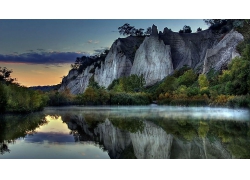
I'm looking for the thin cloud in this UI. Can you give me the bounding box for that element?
[88,40,99,44]
[0,51,87,65]
[37,49,45,51]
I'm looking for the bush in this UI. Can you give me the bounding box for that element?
[227,95,250,108]
[0,83,48,113]
[110,92,151,105]
[0,83,7,112]
[177,69,197,87]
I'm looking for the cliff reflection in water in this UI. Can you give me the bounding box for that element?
[55,106,250,159]
[1,106,250,159]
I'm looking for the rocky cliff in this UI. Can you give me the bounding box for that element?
[202,30,244,73]
[94,36,144,87]
[59,65,95,94]
[130,25,174,86]
[59,25,244,94]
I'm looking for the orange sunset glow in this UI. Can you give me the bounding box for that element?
[1,62,71,87]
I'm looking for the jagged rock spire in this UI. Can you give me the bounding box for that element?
[151,24,158,36]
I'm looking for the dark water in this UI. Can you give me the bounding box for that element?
[1,105,250,159]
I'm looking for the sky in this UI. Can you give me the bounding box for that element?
[0,19,209,87]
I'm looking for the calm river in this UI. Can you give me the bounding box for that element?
[1,105,250,159]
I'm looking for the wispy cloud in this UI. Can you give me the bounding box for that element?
[0,51,87,65]
[37,49,45,52]
[88,40,99,44]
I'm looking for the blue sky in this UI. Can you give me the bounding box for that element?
[0,19,208,55]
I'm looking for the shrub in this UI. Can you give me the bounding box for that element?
[227,95,250,108]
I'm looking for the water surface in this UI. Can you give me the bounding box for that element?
[1,105,250,159]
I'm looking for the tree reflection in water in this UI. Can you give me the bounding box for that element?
[0,113,48,155]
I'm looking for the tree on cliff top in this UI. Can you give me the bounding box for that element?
[144,27,152,36]
[203,19,248,34]
[118,23,144,37]
[179,25,192,33]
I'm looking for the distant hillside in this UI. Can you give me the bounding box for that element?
[29,84,60,92]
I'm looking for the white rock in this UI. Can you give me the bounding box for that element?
[130,35,174,86]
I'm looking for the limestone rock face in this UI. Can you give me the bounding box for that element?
[59,65,94,94]
[95,36,144,88]
[160,29,222,72]
[151,24,158,36]
[202,30,244,73]
[130,34,173,86]
[59,36,143,94]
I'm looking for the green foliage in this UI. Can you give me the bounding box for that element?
[243,44,250,60]
[108,74,146,93]
[0,67,48,113]
[227,95,250,108]
[204,19,246,34]
[77,76,110,105]
[3,84,48,113]
[47,88,76,106]
[110,92,151,105]
[198,121,209,138]
[0,83,7,112]
[198,74,209,90]
[177,69,197,87]
[110,117,145,133]
[218,55,250,95]
[187,87,199,97]
[173,65,191,78]
[156,76,178,95]
[206,69,220,86]
[88,75,100,89]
